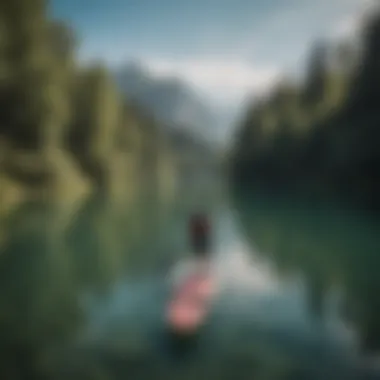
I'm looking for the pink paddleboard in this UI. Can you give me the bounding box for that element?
[166,272,215,334]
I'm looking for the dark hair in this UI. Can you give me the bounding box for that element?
[188,214,211,257]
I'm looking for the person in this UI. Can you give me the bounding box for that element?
[189,213,211,258]
[170,213,212,288]
[166,213,216,340]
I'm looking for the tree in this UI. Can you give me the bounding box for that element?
[302,41,329,108]
[68,65,123,189]
[348,11,380,111]
[0,0,72,154]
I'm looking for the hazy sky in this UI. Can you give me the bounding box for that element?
[49,0,368,107]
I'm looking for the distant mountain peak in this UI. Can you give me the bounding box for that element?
[113,61,221,144]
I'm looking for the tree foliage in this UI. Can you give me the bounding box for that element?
[231,10,380,210]
[0,0,178,201]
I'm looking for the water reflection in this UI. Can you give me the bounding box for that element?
[0,191,185,379]
[0,201,82,379]
[0,190,377,379]
[234,194,380,356]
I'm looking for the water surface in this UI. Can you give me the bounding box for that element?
[0,190,379,379]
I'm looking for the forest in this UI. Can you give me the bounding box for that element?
[231,9,380,211]
[0,0,181,220]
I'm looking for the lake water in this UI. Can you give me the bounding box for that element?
[0,187,379,380]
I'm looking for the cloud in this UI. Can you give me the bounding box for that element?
[332,15,361,39]
[141,1,368,103]
[143,58,280,105]
[330,0,378,40]
[102,0,374,112]
[139,0,374,109]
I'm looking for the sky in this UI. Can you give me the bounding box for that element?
[49,0,371,110]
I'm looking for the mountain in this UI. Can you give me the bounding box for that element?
[113,62,221,145]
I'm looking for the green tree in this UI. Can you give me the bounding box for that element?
[0,0,71,153]
[231,9,380,209]
[69,65,122,187]
[302,41,329,110]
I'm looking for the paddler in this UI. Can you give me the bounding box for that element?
[170,213,212,288]
[166,213,215,339]
[189,213,211,258]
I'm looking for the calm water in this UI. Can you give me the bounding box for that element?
[0,189,379,380]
